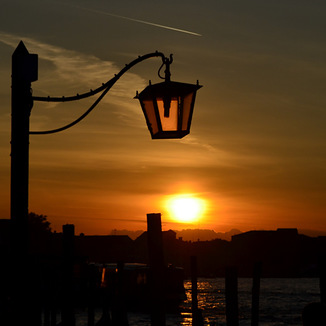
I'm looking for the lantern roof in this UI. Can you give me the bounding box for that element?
[138,80,202,98]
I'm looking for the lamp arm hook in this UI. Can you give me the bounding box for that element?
[158,54,173,81]
[30,51,171,135]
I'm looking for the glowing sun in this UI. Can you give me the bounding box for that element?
[167,195,206,223]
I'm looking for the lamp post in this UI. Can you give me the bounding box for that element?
[11,41,37,259]
[10,41,39,326]
[10,41,202,325]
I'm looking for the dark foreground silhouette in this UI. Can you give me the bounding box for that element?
[1,214,326,325]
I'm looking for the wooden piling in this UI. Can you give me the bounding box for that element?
[147,213,166,326]
[44,295,50,326]
[191,256,198,315]
[251,262,262,326]
[111,261,129,326]
[191,256,203,326]
[87,264,97,326]
[62,224,76,326]
[319,255,326,304]
[50,305,57,326]
[225,266,239,326]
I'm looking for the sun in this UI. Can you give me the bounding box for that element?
[166,194,206,223]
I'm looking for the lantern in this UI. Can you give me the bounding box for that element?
[136,80,202,139]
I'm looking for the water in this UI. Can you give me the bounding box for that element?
[74,278,321,325]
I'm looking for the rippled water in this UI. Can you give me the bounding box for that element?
[182,278,321,326]
[75,278,321,325]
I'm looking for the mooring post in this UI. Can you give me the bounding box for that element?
[62,224,76,326]
[191,256,203,326]
[44,300,50,326]
[251,262,262,326]
[111,261,129,326]
[225,266,239,326]
[191,256,198,314]
[87,264,97,326]
[319,256,326,304]
[147,213,166,326]
[50,296,57,326]
[317,237,326,305]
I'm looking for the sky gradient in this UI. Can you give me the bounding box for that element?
[1,0,326,235]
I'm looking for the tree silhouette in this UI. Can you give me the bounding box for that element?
[28,212,52,254]
[28,212,51,234]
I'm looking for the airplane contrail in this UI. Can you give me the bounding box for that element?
[75,5,202,37]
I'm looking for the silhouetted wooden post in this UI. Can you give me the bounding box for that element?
[251,262,262,326]
[319,255,326,304]
[191,256,198,314]
[49,302,57,326]
[87,264,97,326]
[10,41,38,326]
[62,224,76,326]
[112,261,129,326]
[50,273,58,326]
[44,295,51,326]
[147,213,166,326]
[51,307,57,326]
[225,266,239,326]
[191,256,203,326]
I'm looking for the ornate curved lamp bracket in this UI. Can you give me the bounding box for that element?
[30,51,170,135]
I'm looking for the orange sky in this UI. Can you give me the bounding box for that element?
[1,1,326,235]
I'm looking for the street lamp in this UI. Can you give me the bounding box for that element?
[10,41,202,325]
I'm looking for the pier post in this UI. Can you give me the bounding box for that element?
[62,224,76,326]
[112,261,129,326]
[191,256,198,315]
[87,264,97,326]
[318,236,326,305]
[251,262,262,326]
[191,256,203,326]
[225,266,239,326]
[319,257,326,304]
[147,213,166,326]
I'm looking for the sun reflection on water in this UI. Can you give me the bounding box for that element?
[182,279,226,325]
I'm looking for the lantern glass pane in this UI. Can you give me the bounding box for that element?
[182,93,194,131]
[157,97,179,131]
[142,99,159,135]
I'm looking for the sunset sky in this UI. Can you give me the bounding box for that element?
[1,0,326,235]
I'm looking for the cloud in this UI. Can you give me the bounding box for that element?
[181,136,217,153]
[0,31,153,132]
[0,32,146,103]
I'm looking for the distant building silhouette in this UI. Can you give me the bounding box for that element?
[231,228,319,277]
[1,222,325,277]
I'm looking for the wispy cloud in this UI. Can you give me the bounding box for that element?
[0,32,145,98]
[0,31,152,133]
[181,136,217,153]
[0,32,148,112]
[68,4,202,37]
